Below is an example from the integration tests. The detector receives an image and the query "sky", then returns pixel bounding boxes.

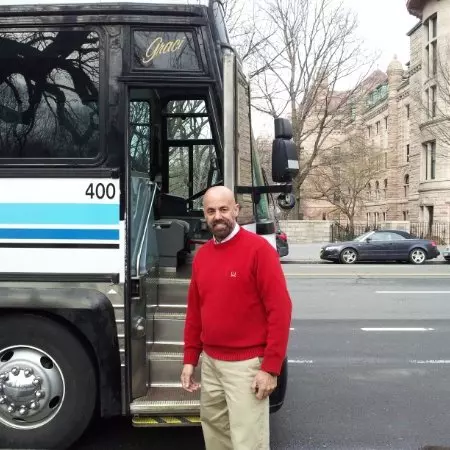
[3,0,420,137]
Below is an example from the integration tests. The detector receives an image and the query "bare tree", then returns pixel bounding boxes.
[309,131,382,232]
[249,0,376,218]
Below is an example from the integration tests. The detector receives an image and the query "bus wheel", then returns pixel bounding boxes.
[0,314,97,449]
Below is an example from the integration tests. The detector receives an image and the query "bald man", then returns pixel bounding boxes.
[181,186,292,450]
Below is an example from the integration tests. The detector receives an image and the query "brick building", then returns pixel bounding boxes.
[298,0,450,229]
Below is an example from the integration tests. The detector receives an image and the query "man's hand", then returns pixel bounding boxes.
[181,364,200,392]
[251,370,277,400]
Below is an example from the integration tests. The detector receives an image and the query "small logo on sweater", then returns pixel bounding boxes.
[230,271,237,278]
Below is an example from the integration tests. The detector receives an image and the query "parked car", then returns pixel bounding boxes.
[276,226,289,257]
[320,229,440,264]
[443,246,450,262]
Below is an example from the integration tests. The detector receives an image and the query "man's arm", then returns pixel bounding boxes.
[255,242,292,376]
[183,262,203,366]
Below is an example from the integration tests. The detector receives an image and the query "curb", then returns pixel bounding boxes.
[281,259,449,265]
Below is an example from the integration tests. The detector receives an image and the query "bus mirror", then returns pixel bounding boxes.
[272,118,299,183]
[272,139,299,183]
[274,118,293,140]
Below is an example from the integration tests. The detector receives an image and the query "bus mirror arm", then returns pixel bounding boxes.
[235,184,292,195]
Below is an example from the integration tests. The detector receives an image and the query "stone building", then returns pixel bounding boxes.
[297,0,450,228]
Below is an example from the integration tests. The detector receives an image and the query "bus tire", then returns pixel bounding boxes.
[0,314,97,449]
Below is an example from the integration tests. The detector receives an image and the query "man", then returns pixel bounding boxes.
[180,186,292,450]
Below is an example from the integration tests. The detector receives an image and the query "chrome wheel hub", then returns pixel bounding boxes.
[0,346,65,429]
[412,250,425,264]
[342,250,356,263]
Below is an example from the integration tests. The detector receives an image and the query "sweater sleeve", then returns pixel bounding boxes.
[183,261,203,366]
[255,242,292,375]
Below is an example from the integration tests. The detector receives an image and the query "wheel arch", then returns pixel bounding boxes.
[0,287,122,418]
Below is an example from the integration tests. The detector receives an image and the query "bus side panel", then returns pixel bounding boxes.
[0,286,122,417]
[0,178,125,282]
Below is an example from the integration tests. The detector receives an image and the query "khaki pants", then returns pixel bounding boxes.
[200,353,270,450]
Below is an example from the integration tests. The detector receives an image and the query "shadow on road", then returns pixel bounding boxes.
[71,417,205,450]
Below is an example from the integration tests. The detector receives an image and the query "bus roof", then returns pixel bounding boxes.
[0,0,210,5]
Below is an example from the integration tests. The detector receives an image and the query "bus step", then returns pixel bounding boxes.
[132,415,201,427]
[130,386,200,416]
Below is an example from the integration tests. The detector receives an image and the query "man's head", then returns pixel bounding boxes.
[203,186,240,241]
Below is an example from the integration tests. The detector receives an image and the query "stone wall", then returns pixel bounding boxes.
[378,221,410,232]
[279,220,334,243]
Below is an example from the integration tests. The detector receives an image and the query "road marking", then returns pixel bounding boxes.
[288,359,314,364]
[410,359,450,364]
[284,273,450,278]
[361,327,435,331]
[377,291,450,294]
[290,327,295,331]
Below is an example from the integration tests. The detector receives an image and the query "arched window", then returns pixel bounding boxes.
[404,174,409,197]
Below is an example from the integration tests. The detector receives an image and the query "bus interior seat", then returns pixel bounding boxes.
[154,192,192,269]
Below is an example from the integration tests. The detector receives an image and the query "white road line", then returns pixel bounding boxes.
[410,359,450,364]
[361,327,435,331]
[289,327,295,331]
[376,291,450,294]
[288,359,314,364]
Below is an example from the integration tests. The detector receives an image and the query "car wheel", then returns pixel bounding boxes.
[0,314,97,449]
[409,248,427,265]
[339,248,358,264]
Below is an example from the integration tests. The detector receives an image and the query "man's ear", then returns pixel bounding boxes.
[234,203,240,217]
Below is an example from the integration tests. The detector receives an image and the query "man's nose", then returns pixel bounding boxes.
[213,211,223,220]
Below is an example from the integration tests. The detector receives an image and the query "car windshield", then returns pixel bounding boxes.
[353,231,373,242]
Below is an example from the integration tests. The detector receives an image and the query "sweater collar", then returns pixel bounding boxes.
[213,223,240,245]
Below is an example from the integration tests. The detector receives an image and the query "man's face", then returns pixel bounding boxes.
[203,193,239,241]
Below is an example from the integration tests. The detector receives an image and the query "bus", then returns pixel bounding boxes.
[0,1,298,448]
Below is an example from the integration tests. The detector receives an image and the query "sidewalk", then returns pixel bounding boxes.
[281,243,449,264]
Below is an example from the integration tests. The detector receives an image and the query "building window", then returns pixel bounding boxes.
[376,121,380,134]
[406,104,410,118]
[425,14,438,78]
[384,116,388,130]
[403,211,409,221]
[375,181,380,200]
[425,85,437,118]
[423,141,436,180]
[406,144,410,162]
[383,179,388,198]
[367,125,371,137]
[404,174,409,197]
[383,212,386,221]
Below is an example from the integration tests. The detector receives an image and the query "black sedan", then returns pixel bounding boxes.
[320,229,440,264]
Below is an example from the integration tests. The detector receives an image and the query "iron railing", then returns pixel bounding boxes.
[410,222,449,245]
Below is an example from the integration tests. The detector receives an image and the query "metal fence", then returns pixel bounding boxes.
[330,223,377,242]
[410,222,449,245]
[330,221,450,245]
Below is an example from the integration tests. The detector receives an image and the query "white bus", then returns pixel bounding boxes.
[0,1,298,448]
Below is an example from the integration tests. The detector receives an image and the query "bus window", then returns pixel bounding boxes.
[165,99,219,210]
[129,101,151,173]
[0,30,100,160]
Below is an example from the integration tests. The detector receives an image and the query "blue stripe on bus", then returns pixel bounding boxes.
[0,228,119,240]
[0,203,119,225]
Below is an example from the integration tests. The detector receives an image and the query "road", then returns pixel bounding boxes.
[73,264,450,450]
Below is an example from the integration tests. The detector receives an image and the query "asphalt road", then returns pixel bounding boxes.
[72,264,450,450]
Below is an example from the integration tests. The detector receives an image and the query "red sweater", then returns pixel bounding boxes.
[183,228,292,375]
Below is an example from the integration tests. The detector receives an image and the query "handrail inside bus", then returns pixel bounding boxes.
[136,180,159,275]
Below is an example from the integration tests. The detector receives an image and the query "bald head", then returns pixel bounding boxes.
[203,186,240,241]
[203,186,236,207]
